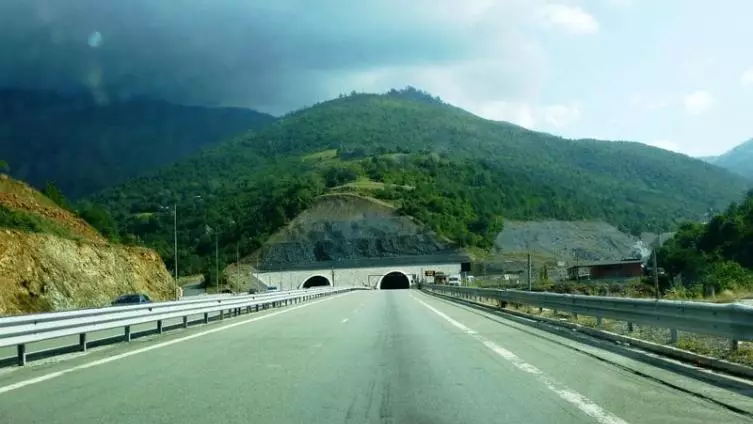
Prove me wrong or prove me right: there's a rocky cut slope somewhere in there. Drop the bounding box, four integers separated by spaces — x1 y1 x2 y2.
254 193 461 270
0 174 174 314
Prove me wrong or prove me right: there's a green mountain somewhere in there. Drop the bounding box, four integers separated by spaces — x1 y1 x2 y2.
701 139 753 179
0 89 276 198
91 88 751 277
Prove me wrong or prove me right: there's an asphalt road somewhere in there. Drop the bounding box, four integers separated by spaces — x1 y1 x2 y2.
0 290 751 424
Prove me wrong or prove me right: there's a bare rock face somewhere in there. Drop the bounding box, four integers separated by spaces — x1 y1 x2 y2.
256 194 460 270
0 174 174 314
494 220 647 262
0 230 174 314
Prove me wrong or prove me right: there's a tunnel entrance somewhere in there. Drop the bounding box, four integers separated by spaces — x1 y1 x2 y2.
302 275 331 288
380 272 410 290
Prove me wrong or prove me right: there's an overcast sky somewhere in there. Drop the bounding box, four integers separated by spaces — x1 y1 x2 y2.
1 0 751 156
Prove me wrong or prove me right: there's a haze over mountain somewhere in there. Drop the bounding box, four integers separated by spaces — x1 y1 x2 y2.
2 1 752 156
701 139 753 179
89 89 750 277
0 89 275 197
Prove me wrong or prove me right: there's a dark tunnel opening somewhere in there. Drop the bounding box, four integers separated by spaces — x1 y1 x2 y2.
380 272 410 290
302 275 331 288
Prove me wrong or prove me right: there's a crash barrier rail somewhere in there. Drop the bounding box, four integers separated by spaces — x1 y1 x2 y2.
0 287 354 366
422 284 753 350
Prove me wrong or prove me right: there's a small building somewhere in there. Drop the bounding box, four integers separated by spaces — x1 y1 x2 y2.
567 260 643 281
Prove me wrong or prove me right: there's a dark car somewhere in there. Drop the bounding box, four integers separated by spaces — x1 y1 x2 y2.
111 293 152 306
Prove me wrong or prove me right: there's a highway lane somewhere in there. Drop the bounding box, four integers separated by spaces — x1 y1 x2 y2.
0 290 750 424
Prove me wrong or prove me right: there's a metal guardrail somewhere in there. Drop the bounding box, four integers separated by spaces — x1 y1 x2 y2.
0 287 354 366
423 284 753 348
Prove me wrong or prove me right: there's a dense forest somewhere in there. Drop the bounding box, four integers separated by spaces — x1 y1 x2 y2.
0 89 275 197
659 190 753 296
703 139 753 179
86 88 751 280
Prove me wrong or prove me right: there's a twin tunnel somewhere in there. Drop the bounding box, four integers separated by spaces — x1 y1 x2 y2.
300 271 410 290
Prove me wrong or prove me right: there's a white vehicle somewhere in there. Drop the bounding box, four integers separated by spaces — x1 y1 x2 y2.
447 275 461 286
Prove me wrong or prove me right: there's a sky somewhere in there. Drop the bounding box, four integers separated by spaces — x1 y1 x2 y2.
1 0 751 156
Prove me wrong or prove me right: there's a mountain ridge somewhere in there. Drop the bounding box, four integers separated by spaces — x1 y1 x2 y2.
90 88 751 278
0 89 276 197
699 138 753 179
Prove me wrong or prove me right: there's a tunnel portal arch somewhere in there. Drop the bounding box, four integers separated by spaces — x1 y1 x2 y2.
301 275 332 288
378 271 410 290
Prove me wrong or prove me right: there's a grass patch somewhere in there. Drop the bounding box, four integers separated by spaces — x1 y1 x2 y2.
302 149 339 161
0 205 80 240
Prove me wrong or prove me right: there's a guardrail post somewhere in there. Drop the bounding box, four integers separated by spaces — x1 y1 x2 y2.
256 304 260 312
182 316 188 328
157 320 164 334
219 310 225 320
572 312 578 320
124 326 132 342
730 339 739 351
669 328 678 345
538 307 543 313
203 313 209 324
79 333 87 352
596 317 603 327
17 344 26 366
627 322 634 332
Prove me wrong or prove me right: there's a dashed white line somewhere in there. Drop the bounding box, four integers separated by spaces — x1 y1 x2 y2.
412 294 629 424
0 293 350 395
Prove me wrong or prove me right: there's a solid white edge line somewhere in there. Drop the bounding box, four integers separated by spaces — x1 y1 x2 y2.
411 293 629 424
0 292 351 395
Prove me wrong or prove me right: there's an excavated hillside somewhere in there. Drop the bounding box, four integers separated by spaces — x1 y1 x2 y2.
0 174 173 314
254 193 462 270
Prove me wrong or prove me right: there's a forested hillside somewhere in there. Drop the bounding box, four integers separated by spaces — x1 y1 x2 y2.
91 88 751 278
702 139 753 179
0 89 275 197
659 190 753 296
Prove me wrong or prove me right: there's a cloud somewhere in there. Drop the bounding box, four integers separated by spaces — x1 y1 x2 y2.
0 0 562 115
538 4 600 35
476 102 537 128
683 91 715 115
630 94 671 111
544 103 581 127
741 68 753 88
604 0 635 8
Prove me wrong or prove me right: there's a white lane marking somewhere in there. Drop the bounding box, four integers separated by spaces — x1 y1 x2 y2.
0 293 350 395
411 295 628 424
341 318 349 324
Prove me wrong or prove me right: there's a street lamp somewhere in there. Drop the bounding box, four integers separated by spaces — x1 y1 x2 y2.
170 195 202 300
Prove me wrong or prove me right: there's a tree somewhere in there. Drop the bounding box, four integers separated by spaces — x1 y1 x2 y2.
77 202 120 242
0 159 8 172
42 181 71 210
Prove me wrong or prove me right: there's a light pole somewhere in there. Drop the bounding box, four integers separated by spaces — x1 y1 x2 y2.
173 204 178 300
215 233 220 293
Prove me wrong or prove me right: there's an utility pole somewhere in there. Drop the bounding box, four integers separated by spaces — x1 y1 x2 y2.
173 203 178 300
215 234 220 293
527 251 532 291
653 231 661 300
